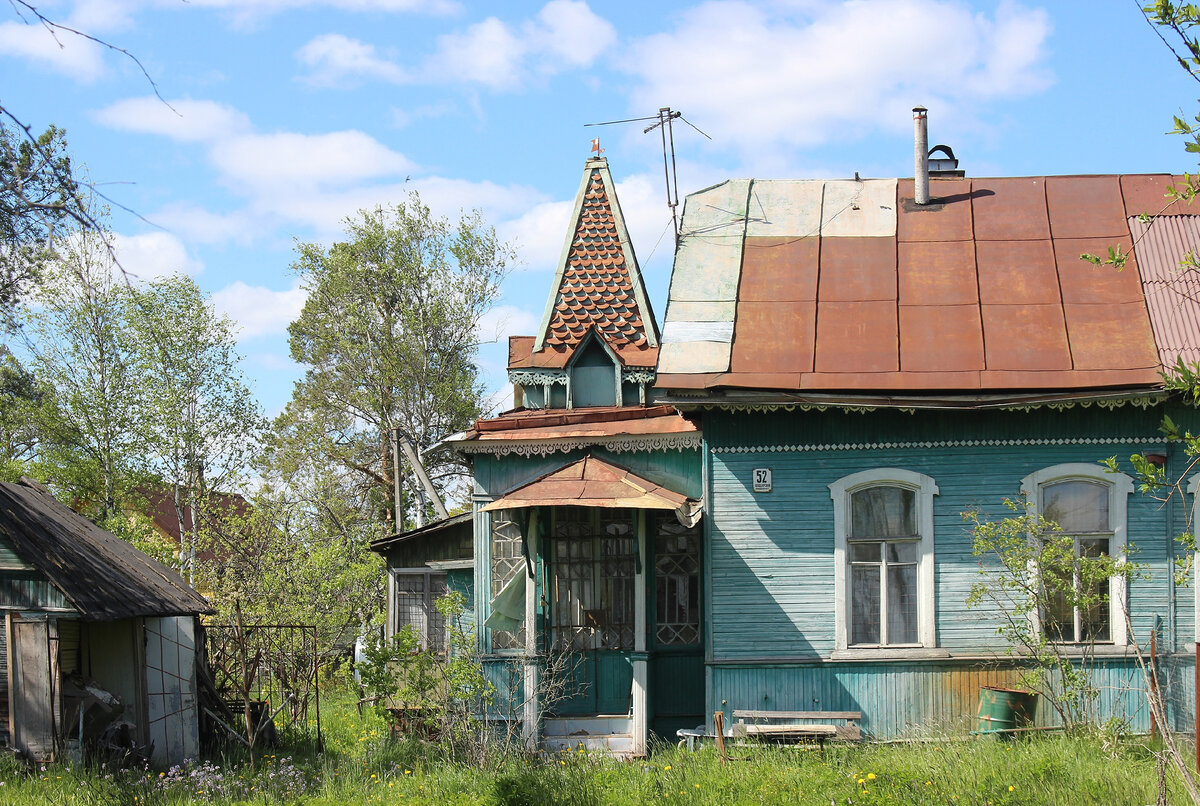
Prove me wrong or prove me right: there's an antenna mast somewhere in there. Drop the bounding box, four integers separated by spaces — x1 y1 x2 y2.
585 107 710 244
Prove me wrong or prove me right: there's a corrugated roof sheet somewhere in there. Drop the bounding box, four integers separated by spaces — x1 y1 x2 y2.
515 158 658 370
657 174 1189 393
1128 214 1200 369
0 480 211 621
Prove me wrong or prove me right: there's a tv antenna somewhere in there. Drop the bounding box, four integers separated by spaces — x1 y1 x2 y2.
585 107 710 243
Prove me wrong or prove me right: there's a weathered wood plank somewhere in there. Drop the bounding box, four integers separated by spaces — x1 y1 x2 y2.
733 709 861 720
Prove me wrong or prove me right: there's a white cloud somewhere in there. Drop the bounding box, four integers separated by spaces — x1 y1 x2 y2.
148 202 257 245
182 0 459 25
111 232 204 280
0 20 106 80
296 34 409 86
477 304 540 345
391 101 456 128
93 97 252 142
211 130 414 192
624 0 1052 159
297 1 616 89
211 281 308 339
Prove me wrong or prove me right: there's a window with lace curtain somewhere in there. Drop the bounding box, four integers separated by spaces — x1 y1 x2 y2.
830 469 938 651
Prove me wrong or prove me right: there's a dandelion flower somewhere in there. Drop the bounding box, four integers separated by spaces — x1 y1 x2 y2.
694 784 700 789
867 773 876 781
1009 786 1015 792
664 765 672 771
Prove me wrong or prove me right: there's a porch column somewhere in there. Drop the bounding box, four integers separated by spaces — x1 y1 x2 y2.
632 510 648 755
522 508 540 751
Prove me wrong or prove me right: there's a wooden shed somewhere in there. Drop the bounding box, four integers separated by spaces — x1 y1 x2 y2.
0 479 211 765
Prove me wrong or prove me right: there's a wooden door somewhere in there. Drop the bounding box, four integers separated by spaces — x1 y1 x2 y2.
10 617 56 760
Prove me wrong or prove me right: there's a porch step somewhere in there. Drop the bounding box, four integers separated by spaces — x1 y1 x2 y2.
542 716 636 757
543 716 632 736
543 732 634 756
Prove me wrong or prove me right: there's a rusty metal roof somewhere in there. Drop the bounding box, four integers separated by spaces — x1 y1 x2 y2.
480 455 690 512
461 405 697 445
0 480 211 621
515 158 659 370
656 174 1194 394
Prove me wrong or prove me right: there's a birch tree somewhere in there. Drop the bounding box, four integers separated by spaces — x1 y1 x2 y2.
273 193 512 529
22 229 142 518
125 275 264 581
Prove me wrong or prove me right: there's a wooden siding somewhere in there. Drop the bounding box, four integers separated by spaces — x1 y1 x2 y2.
707 657 1182 739
0 534 32 571
704 405 1197 662
0 572 73 612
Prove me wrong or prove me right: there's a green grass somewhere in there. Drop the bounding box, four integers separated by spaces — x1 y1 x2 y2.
0 687 1188 805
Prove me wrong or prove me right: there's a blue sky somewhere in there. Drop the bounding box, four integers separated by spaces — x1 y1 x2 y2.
4 0 1198 417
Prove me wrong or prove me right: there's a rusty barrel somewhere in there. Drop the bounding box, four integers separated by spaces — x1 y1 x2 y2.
977 686 1037 736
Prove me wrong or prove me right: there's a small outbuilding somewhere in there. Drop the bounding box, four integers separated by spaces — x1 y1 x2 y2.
0 478 212 765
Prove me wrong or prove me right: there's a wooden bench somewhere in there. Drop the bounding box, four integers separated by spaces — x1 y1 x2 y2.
730 709 863 746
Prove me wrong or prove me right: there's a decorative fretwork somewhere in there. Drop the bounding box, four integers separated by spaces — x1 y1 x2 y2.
622 369 656 384
550 508 635 651
712 436 1163 454
655 514 700 646
508 370 568 387
490 510 526 651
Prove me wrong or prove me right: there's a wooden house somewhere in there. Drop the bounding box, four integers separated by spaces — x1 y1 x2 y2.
0 479 211 765
452 149 1200 751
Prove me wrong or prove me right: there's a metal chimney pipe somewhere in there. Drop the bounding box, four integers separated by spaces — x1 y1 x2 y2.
913 106 929 205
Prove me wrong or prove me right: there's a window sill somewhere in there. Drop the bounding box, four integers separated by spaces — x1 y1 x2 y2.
831 647 950 661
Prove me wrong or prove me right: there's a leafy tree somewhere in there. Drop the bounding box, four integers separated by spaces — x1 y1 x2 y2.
274 193 512 530
125 275 264 582
21 228 143 519
0 346 50 481
0 123 78 324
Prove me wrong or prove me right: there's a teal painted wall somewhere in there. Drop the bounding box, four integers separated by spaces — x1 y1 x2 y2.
446 568 475 638
571 340 618 408
0 571 72 611
695 401 1199 738
707 656 1186 739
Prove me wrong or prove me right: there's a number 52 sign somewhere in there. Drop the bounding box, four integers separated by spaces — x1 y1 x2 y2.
752 468 772 493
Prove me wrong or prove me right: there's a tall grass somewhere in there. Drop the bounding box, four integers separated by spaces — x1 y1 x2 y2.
0 686 1185 805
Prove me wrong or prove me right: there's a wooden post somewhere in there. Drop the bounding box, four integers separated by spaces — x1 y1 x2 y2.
713 711 727 766
1195 641 1199 772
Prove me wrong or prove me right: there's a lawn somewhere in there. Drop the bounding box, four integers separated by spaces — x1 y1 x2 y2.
0 686 1189 805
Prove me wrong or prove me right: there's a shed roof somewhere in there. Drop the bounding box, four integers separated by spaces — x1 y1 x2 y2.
656 174 1199 395
0 480 211 621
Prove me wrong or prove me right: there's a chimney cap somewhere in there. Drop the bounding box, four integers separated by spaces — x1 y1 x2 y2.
912 105 928 114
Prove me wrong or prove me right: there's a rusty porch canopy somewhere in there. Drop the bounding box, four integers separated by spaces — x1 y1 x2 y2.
482 455 698 522
654 174 1200 401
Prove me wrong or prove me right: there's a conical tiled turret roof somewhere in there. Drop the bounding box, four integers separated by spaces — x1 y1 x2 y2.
511 157 659 370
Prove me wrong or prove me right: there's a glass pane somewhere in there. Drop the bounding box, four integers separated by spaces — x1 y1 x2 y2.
1081 587 1111 642
851 565 880 645
1043 584 1073 642
886 541 917 564
851 487 916 539
1079 538 1109 559
851 542 880 562
1043 481 1108 533
886 565 918 644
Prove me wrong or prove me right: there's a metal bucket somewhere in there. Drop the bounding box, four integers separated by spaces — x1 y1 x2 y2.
977 686 1037 736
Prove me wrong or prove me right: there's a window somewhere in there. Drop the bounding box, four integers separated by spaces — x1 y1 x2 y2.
831 469 938 650
391 569 448 652
655 513 701 647
489 510 526 651
1021 464 1132 646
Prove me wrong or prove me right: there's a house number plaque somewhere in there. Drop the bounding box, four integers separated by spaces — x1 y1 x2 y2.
752 468 772 493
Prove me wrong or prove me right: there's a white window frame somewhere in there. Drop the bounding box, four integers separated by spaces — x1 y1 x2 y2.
1184 474 1200 648
831 468 939 651
1021 463 1133 647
